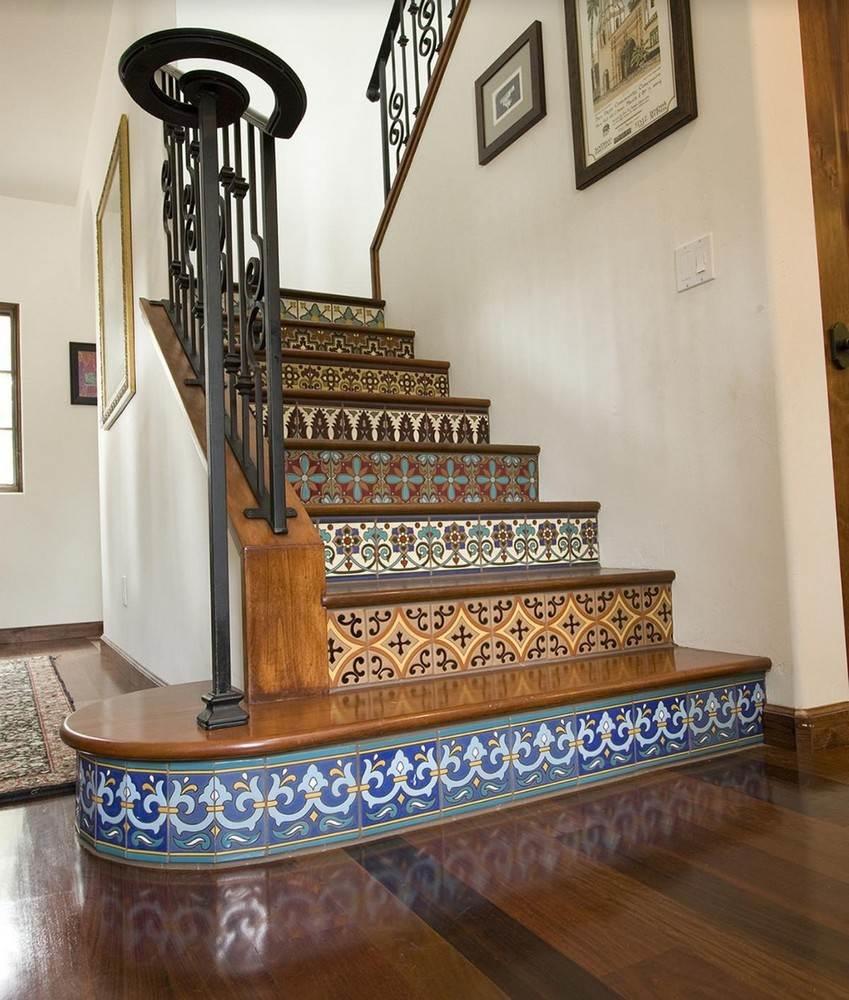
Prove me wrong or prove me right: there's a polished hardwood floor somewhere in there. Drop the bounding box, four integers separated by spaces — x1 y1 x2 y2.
4 640 849 998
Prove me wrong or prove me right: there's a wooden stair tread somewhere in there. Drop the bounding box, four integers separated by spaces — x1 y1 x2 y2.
285 388 490 408
283 349 448 371
324 566 675 608
307 500 600 517
287 438 540 455
282 318 413 337
60 646 770 763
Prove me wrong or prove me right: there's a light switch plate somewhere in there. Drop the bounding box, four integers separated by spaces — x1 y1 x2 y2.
675 233 715 292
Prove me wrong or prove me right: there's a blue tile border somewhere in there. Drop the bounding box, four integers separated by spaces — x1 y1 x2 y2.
74 672 766 867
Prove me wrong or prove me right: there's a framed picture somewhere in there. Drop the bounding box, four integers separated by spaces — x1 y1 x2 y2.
69 342 97 406
96 114 135 428
475 21 546 166
565 0 697 189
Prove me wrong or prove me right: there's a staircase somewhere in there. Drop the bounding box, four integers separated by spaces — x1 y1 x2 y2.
60 29 769 869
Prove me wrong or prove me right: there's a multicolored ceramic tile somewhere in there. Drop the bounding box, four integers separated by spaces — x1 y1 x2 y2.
279 298 385 329
510 710 579 799
74 674 766 867
438 722 514 813
287 448 539 505
359 733 441 832
326 583 674 688
285 401 489 445
283 324 413 358
265 745 361 855
317 511 600 579
283 359 448 397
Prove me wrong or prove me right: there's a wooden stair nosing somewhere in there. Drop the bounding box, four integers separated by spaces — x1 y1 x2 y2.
281 287 386 309
60 647 770 762
284 388 490 411
282 349 449 372
324 566 675 608
287 438 540 456
282 318 414 338
307 500 601 518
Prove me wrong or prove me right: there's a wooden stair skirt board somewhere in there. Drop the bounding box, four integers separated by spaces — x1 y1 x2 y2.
764 701 849 751
141 299 327 702
61 646 769 868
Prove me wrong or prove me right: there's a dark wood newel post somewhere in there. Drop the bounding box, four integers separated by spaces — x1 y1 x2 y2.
119 28 307 729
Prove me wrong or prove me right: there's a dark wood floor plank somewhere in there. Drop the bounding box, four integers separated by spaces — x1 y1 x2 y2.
351 836 618 999
604 947 776 1000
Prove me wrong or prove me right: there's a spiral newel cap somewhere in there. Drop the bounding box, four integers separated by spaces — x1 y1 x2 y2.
119 28 307 138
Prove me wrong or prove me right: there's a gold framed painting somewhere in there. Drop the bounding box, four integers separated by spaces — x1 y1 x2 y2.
96 114 135 428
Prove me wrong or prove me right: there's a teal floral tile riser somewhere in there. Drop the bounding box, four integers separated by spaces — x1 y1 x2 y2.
317 511 600 578
76 675 765 867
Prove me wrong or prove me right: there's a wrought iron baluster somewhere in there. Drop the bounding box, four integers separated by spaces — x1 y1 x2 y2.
409 1 422 116
233 122 252 474
397 0 412 142
245 123 267 509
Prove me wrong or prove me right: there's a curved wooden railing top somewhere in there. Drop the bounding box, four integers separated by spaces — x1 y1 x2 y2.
120 28 307 729
367 0 471 298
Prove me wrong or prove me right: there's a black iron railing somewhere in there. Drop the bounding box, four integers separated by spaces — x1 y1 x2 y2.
367 0 459 198
120 29 307 729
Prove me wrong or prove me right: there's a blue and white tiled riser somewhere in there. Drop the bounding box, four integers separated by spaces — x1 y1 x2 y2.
75 675 766 867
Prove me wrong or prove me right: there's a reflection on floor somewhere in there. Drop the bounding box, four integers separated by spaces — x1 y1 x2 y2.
2 641 849 998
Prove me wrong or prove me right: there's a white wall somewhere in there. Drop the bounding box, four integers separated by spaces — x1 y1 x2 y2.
77 0 242 687
176 0 387 297
0 195 102 629
379 0 849 709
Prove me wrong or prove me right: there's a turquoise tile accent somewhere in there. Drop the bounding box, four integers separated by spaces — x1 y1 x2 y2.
74 674 765 868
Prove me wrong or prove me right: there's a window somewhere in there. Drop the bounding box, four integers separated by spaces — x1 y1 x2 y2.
0 303 22 492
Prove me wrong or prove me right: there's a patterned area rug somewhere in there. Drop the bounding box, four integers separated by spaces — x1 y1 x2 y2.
0 656 77 804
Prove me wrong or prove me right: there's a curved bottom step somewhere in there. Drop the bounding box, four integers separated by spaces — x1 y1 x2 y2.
63 647 768 868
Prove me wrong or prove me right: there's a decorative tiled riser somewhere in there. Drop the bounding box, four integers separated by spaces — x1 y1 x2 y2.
281 298 385 328
75 674 765 867
284 326 412 358
317 512 599 578
283 361 448 397
327 585 673 687
288 449 539 505
286 403 489 445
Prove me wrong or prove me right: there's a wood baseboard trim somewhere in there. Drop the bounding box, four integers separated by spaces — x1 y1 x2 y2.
100 636 167 688
764 701 849 751
0 621 103 646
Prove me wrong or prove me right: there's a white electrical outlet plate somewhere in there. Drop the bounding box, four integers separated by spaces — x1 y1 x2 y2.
675 233 715 292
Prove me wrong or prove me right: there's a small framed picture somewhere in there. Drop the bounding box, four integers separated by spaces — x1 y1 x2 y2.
565 0 697 189
69 342 97 406
475 21 546 166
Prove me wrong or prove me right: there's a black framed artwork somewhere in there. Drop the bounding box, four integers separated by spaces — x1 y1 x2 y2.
564 0 697 189
69 342 97 406
475 21 547 166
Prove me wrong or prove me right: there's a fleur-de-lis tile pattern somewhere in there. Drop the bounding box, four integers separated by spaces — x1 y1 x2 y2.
316 512 600 578
280 297 386 329
288 448 539 505
285 401 489 445
75 675 765 866
326 584 674 687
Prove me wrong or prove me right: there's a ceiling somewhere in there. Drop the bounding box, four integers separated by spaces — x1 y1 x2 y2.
0 0 112 205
